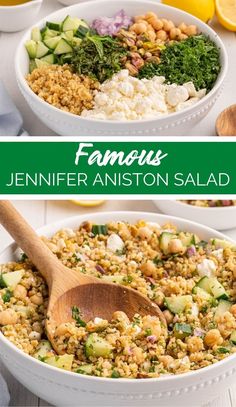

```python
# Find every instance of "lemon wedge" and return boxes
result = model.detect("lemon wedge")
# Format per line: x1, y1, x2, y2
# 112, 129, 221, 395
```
216, 0, 236, 31
162, 0, 215, 22
70, 200, 105, 207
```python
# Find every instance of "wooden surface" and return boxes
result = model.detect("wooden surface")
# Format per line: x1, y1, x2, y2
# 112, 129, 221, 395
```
0, 199, 236, 406
0, 0, 236, 136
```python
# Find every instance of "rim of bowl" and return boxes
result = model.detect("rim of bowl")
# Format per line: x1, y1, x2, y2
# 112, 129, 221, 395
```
0, 210, 236, 384
0, 0, 42, 10
170, 200, 236, 212
15, 0, 229, 126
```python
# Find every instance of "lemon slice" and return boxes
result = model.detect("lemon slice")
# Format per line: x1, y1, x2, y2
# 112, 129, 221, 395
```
70, 200, 105, 207
161, 0, 215, 23
216, 0, 236, 31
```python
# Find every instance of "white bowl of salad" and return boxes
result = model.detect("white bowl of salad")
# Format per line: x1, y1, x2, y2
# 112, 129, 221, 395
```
154, 200, 236, 230
15, 0, 228, 136
1, 212, 236, 406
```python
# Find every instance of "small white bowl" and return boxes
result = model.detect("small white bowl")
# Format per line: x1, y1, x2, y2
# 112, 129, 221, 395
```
15, 0, 228, 137
0, 0, 43, 33
154, 200, 236, 231
0, 211, 236, 406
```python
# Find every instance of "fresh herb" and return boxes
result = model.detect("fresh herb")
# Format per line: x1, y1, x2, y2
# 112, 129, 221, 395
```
111, 370, 120, 378
153, 257, 163, 266
0, 274, 6, 289
72, 306, 87, 327
145, 328, 152, 336
197, 240, 208, 248
139, 35, 221, 91
92, 224, 108, 236
217, 347, 230, 354
38, 355, 47, 363
21, 253, 28, 261
133, 316, 141, 326
116, 248, 126, 256
2, 290, 12, 303
72, 253, 81, 262
149, 365, 156, 373
71, 35, 127, 83
123, 275, 133, 284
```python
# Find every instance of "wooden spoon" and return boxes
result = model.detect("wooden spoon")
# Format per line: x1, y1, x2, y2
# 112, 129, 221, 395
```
0, 201, 166, 353
216, 104, 236, 136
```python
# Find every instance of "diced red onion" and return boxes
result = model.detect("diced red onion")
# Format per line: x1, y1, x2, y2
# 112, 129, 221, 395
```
187, 245, 197, 258
221, 200, 232, 207
194, 328, 205, 337
92, 10, 133, 36
147, 335, 157, 343
145, 277, 156, 285
96, 264, 105, 274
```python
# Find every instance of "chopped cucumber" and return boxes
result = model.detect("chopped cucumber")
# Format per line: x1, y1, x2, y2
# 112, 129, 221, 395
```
230, 330, 236, 345
62, 16, 81, 32
1, 270, 23, 290
211, 239, 236, 250
165, 295, 192, 314
29, 60, 37, 73
34, 340, 53, 360
159, 232, 175, 255
180, 233, 197, 247
54, 38, 73, 55
192, 286, 213, 302
101, 275, 125, 284
174, 323, 192, 339
40, 54, 56, 64
42, 28, 60, 39
25, 40, 37, 59
31, 27, 42, 42
44, 36, 61, 50
196, 276, 211, 294
13, 305, 31, 317
77, 364, 93, 375
45, 354, 74, 371
85, 333, 112, 358
65, 30, 74, 42
208, 278, 229, 300
75, 25, 89, 39
36, 41, 49, 58
214, 299, 232, 319
46, 21, 61, 32
35, 58, 50, 68
72, 37, 82, 47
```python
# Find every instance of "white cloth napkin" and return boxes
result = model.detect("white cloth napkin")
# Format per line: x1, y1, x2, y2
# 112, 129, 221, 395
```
0, 371, 10, 406
0, 80, 28, 137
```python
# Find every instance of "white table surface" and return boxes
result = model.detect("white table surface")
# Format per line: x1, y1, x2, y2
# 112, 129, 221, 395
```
0, 0, 236, 136
0, 199, 236, 406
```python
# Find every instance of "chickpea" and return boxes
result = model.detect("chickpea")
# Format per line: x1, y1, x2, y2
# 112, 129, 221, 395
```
146, 15, 164, 31
30, 293, 43, 306
140, 260, 156, 277
186, 337, 204, 353
147, 30, 157, 42
159, 355, 173, 368
133, 346, 145, 363
130, 23, 147, 34
230, 304, 236, 317
112, 311, 130, 325
0, 309, 18, 325
161, 19, 174, 32
185, 25, 198, 37
137, 226, 153, 240
29, 331, 41, 341
154, 291, 165, 307
163, 310, 174, 325
143, 315, 162, 338
168, 239, 184, 254
204, 329, 223, 348
134, 15, 146, 23
13, 284, 27, 300
179, 33, 188, 41
156, 30, 168, 41
55, 323, 70, 336
178, 22, 188, 33
169, 28, 181, 40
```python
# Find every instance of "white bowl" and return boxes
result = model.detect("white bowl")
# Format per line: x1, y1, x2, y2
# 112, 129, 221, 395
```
15, 0, 228, 137
57, 0, 92, 5
1, 211, 236, 406
154, 200, 236, 231
0, 0, 43, 33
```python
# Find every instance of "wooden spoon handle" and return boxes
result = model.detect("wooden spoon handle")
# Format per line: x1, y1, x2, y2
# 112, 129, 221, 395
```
0, 201, 63, 288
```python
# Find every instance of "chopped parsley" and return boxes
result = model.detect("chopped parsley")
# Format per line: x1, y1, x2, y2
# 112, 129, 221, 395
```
153, 257, 163, 266
2, 290, 13, 303
217, 347, 230, 354
145, 328, 152, 337
72, 306, 87, 327
111, 370, 120, 378
21, 253, 28, 261
139, 34, 221, 91
0, 274, 7, 289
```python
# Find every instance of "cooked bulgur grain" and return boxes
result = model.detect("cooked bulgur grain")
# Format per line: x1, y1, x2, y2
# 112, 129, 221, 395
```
1, 220, 236, 378
26, 65, 99, 115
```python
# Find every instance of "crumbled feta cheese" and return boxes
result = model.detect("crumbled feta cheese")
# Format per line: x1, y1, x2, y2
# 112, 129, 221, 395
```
57, 238, 66, 250
211, 249, 224, 259
82, 70, 205, 121
191, 303, 199, 317
62, 228, 76, 238
107, 234, 124, 253
197, 259, 216, 277
94, 317, 104, 325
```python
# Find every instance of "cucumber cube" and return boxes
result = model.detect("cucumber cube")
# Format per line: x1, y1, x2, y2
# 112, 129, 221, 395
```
1, 270, 24, 290
45, 354, 74, 371
25, 40, 37, 59
31, 27, 42, 42
85, 333, 112, 358
36, 41, 49, 58
54, 39, 73, 55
